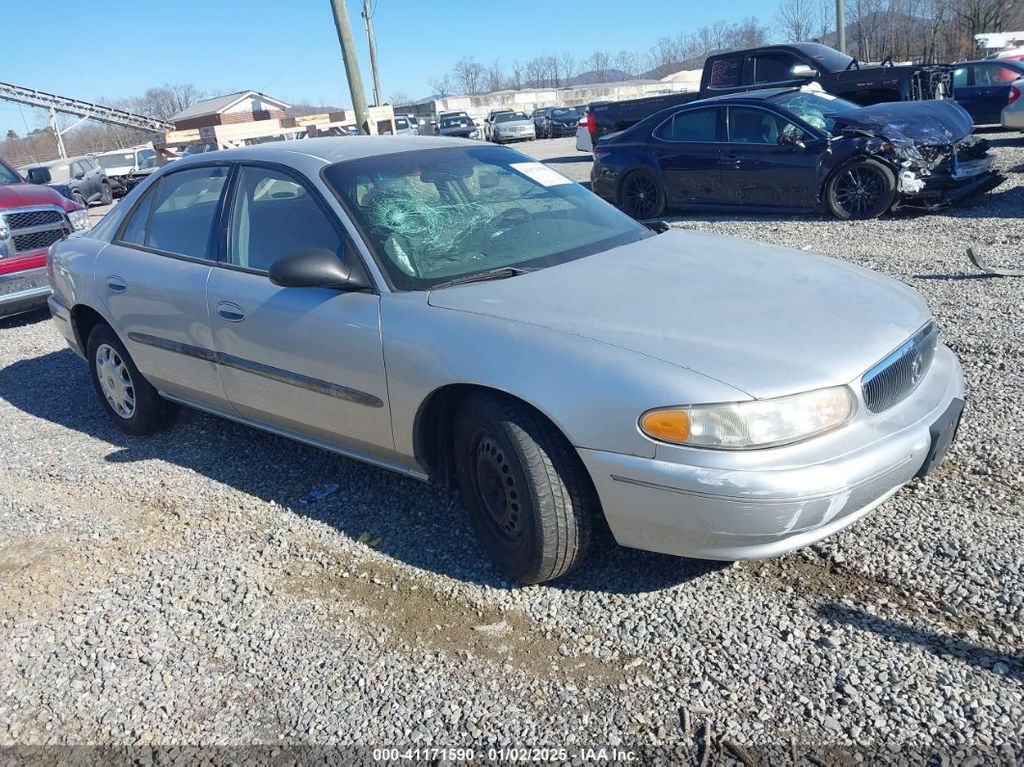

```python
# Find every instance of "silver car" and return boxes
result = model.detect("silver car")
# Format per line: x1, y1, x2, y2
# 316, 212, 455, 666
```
490, 112, 536, 144
1002, 78, 1024, 129
47, 137, 965, 584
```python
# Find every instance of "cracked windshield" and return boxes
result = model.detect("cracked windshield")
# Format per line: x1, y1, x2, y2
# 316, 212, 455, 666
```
324, 145, 646, 289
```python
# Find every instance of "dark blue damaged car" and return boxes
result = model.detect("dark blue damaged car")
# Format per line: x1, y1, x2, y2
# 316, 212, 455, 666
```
591, 86, 1004, 220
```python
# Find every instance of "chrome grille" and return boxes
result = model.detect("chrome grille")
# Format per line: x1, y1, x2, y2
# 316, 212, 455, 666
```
861, 323, 938, 413
1, 206, 72, 257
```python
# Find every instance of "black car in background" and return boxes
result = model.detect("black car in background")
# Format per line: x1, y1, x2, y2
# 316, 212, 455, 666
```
532, 107, 553, 134
24, 155, 112, 207
591, 87, 1001, 220
436, 114, 480, 139
952, 59, 1024, 126
540, 106, 584, 138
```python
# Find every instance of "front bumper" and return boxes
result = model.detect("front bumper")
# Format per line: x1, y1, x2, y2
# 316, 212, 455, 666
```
579, 344, 965, 560
0, 265, 51, 320
899, 169, 1003, 210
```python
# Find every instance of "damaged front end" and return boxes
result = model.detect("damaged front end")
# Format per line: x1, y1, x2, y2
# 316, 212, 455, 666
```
833, 100, 1004, 210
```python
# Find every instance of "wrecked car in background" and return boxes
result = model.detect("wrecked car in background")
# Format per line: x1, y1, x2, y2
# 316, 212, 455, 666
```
592, 86, 1002, 219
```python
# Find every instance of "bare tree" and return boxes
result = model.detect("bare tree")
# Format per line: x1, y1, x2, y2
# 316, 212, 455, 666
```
511, 60, 524, 90
587, 51, 612, 83
615, 50, 640, 78
777, 0, 817, 41
486, 59, 506, 92
387, 91, 413, 105
729, 17, 771, 48
559, 52, 577, 85
451, 57, 485, 94
815, 0, 834, 42
429, 75, 453, 98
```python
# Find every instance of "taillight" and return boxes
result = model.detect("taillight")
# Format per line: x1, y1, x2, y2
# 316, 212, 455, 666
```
586, 111, 596, 138
1009, 86, 1021, 105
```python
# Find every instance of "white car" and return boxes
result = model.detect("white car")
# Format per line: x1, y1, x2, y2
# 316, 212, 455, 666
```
575, 117, 592, 153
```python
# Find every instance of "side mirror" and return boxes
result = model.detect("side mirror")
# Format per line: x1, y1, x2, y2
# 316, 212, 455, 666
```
27, 168, 52, 184
778, 132, 807, 150
268, 249, 369, 290
790, 64, 817, 79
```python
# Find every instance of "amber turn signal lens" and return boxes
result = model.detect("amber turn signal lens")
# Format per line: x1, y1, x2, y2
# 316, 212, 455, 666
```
640, 409, 690, 443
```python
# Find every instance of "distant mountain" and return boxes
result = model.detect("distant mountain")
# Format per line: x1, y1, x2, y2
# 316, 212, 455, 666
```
566, 69, 634, 86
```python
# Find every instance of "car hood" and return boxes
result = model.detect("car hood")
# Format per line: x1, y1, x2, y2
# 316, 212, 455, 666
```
831, 100, 974, 146
0, 181, 79, 210
427, 230, 932, 399
439, 127, 475, 136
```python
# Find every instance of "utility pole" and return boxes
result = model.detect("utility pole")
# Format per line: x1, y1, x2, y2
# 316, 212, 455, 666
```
328, 0, 371, 134
835, 0, 846, 54
362, 0, 382, 107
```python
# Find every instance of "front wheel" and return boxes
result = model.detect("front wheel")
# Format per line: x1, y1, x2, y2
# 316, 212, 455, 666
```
825, 159, 897, 220
454, 392, 595, 584
100, 182, 113, 206
87, 324, 175, 436
619, 168, 666, 219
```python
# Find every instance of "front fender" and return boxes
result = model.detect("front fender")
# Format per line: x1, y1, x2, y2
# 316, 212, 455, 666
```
381, 292, 748, 462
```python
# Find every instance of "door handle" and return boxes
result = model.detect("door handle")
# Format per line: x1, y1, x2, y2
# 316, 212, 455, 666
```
216, 301, 245, 322
106, 277, 127, 293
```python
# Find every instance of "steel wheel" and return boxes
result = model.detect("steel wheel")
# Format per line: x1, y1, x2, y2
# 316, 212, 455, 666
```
826, 159, 896, 220
471, 431, 525, 546
94, 343, 136, 419
621, 169, 665, 219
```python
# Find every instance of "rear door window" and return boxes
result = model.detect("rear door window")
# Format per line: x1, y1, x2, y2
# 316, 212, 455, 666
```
654, 108, 720, 142
142, 166, 230, 259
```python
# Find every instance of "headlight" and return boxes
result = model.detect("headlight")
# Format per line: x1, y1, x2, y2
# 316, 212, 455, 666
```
68, 209, 91, 231
470, 130, 480, 138
639, 386, 855, 450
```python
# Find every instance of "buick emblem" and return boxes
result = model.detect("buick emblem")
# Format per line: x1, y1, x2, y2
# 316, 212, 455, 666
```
910, 352, 924, 385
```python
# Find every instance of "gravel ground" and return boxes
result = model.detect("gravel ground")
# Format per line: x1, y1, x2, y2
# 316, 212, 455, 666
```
0, 134, 1021, 760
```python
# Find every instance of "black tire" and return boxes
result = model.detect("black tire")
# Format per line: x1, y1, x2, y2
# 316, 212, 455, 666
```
71, 190, 86, 208
100, 182, 113, 206
619, 168, 666, 219
87, 323, 174, 436
454, 392, 595, 584
825, 158, 897, 220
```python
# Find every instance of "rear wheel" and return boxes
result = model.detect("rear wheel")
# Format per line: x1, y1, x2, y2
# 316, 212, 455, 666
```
826, 159, 897, 220
71, 190, 86, 208
454, 392, 595, 584
619, 168, 666, 219
87, 324, 174, 436
99, 182, 113, 205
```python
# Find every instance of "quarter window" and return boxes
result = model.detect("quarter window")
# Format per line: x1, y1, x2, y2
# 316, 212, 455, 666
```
654, 109, 719, 142
728, 107, 805, 144
143, 166, 229, 259
952, 67, 968, 88
120, 187, 156, 247
227, 165, 344, 273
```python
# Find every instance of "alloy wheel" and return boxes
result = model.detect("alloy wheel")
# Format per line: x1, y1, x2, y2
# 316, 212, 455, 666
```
625, 174, 660, 218
832, 166, 886, 218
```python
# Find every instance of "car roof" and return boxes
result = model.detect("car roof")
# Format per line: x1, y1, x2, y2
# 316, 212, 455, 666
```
696, 87, 800, 104
177, 135, 474, 165
29, 155, 92, 169
955, 59, 1024, 70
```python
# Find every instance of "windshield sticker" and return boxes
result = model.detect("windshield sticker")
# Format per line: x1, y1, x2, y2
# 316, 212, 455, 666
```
510, 162, 572, 187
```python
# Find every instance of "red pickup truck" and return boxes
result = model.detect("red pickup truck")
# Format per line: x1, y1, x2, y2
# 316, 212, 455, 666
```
1, 157, 89, 320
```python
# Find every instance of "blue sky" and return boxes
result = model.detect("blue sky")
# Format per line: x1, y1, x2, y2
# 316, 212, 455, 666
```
2, 0, 761, 134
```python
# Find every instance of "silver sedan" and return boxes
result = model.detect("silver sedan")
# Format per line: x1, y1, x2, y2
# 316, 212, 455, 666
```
47, 137, 964, 584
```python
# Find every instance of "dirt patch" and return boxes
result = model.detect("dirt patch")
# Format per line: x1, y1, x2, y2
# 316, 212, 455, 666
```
283, 557, 624, 687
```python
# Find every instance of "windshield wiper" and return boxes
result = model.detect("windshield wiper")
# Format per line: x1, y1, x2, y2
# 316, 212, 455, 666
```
431, 266, 534, 290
